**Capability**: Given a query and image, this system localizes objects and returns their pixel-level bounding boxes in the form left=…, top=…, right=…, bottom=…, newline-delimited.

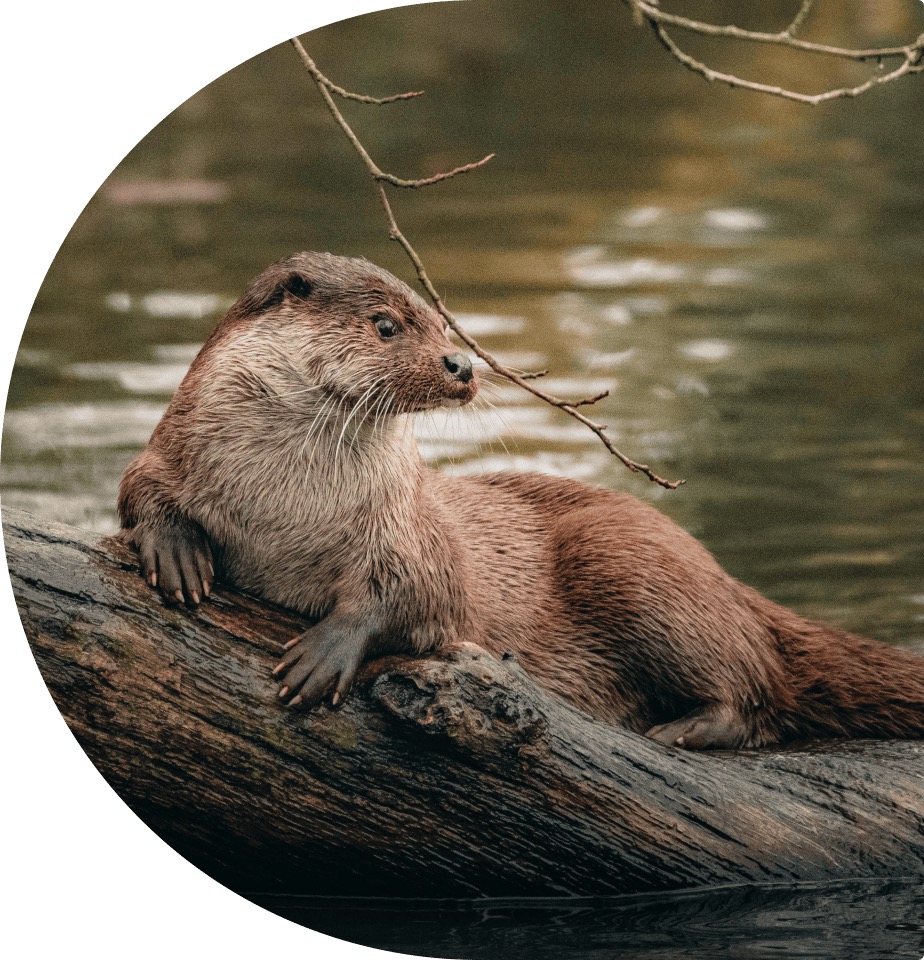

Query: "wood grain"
left=5, top=507, right=923, bottom=897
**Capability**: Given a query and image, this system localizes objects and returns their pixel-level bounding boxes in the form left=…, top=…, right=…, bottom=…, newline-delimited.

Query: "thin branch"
left=573, top=390, right=611, bottom=407
left=782, top=0, right=815, bottom=39
left=289, top=41, right=495, bottom=189
left=628, top=0, right=644, bottom=28
left=289, top=37, right=684, bottom=489
left=375, top=154, right=496, bottom=190
left=321, top=78, right=424, bottom=105
left=653, top=22, right=922, bottom=106
left=627, top=1, right=924, bottom=105
left=294, top=45, right=424, bottom=105
left=627, top=0, right=921, bottom=62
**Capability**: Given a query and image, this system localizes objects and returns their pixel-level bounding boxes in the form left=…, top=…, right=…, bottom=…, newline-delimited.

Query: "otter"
left=119, top=252, right=924, bottom=749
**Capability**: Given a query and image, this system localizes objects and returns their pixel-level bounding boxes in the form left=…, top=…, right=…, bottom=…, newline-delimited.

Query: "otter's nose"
left=442, top=352, right=474, bottom=383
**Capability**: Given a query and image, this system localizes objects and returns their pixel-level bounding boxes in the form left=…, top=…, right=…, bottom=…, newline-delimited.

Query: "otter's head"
left=213, top=252, right=479, bottom=416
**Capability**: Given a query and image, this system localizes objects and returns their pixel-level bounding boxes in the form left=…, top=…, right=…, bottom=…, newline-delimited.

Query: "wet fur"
left=119, top=252, right=924, bottom=748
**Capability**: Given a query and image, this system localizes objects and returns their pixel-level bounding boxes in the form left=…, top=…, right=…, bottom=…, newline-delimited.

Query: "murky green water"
left=3, top=0, right=924, bottom=955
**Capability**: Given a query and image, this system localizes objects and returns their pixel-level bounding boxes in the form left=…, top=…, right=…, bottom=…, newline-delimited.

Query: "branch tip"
left=574, top=390, right=610, bottom=408
left=375, top=153, right=496, bottom=189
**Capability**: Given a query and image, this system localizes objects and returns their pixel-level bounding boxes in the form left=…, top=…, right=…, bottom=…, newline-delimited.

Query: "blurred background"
left=3, top=0, right=923, bottom=656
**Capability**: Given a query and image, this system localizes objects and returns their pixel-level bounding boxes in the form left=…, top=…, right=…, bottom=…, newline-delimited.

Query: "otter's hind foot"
left=646, top=704, right=752, bottom=750
left=122, top=517, right=214, bottom=607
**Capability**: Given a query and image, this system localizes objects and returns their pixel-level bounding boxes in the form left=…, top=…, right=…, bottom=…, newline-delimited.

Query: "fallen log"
left=5, top=506, right=923, bottom=898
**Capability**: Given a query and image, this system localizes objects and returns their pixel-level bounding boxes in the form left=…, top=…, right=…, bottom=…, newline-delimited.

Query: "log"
left=6, top=506, right=923, bottom=898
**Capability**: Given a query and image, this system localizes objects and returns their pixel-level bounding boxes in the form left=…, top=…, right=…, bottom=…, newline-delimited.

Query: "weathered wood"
left=5, top=506, right=923, bottom=897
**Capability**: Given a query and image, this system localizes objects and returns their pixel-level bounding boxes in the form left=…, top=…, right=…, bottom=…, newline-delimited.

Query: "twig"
left=628, top=0, right=644, bottom=28
left=289, top=38, right=684, bottom=489
left=782, top=0, right=816, bottom=39
left=376, top=155, right=496, bottom=190
left=290, top=42, right=494, bottom=189
left=627, top=1, right=918, bottom=61
left=625, top=0, right=924, bottom=104
left=653, top=22, right=922, bottom=106
left=316, top=76, right=424, bottom=105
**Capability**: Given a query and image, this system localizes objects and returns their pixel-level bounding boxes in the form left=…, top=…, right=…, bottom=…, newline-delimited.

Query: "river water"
left=254, top=880, right=924, bottom=959
left=4, top=0, right=923, bottom=956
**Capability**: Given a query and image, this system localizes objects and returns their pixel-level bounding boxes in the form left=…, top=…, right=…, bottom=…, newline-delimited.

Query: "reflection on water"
left=253, top=879, right=924, bottom=960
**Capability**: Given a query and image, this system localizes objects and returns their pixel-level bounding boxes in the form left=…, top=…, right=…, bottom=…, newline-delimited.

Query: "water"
left=4, top=0, right=924, bottom=955
left=252, top=880, right=924, bottom=959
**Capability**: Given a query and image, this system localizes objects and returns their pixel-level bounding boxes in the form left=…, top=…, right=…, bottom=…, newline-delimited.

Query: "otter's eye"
left=373, top=314, right=398, bottom=340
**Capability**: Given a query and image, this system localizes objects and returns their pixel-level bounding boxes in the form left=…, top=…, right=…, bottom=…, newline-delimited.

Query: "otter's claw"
left=274, top=619, right=368, bottom=709
left=123, top=518, right=214, bottom=608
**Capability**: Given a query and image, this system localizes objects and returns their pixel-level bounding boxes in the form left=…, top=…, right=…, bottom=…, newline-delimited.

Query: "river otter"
left=118, top=252, right=924, bottom=749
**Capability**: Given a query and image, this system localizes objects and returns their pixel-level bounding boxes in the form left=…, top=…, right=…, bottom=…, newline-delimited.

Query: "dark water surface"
left=4, top=0, right=924, bottom=956
left=253, top=880, right=924, bottom=959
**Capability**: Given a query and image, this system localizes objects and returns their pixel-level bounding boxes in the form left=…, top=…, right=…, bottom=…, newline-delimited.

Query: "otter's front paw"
left=273, top=620, right=368, bottom=709
left=123, top=518, right=214, bottom=607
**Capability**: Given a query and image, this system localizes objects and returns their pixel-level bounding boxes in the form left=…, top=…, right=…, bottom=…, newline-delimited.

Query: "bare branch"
left=625, top=0, right=924, bottom=104
left=290, top=41, right=383, bottom=178
left=573, top=390, right=611, bottom=407
left=628, top=1, right=920, bottom=61
left=628, top=0, right=644, bottom=28
left=375, top=153, right=496, bottom=189
left=289, top=40, right=495, bottom=187
left=321, top=78, right=423, bottom=105
left=290, top=41, right=423, bottom=103
left=289, top=37, right=684, bottom=489
left=782, top=0, right=815, bottom=39
left=654, top=22, right=922, bottom=106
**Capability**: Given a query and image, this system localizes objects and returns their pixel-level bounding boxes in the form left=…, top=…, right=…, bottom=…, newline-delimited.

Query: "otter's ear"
left=279, top=274, right=314, bottom=302
left=243, top=272, right=314, bottom=314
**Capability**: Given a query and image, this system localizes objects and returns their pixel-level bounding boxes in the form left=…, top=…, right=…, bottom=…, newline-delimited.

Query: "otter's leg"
left=120, top=516, right=214, bottom=607
left=646, top=703, right=752, bottom=750
left=273, top=616, right=373, bottom=708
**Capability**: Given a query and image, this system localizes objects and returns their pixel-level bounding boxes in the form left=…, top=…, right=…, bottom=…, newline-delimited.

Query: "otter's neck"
left=180, top=383, right=425, bottom=521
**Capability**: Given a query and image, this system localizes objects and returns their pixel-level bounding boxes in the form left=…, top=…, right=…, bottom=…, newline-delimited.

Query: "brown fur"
left=119, top=252, right=924, bottom=749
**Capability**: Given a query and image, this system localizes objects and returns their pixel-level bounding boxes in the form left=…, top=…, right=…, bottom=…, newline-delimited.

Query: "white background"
left=2, top=3, right=445, bottom=958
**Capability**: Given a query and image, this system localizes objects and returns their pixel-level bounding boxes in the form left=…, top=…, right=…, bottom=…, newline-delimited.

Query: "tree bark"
left=5, top=506, right=923, bottom=898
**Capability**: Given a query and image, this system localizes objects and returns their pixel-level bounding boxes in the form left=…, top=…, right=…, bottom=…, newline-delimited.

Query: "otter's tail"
left=756, top=596, right=924, bottom=741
